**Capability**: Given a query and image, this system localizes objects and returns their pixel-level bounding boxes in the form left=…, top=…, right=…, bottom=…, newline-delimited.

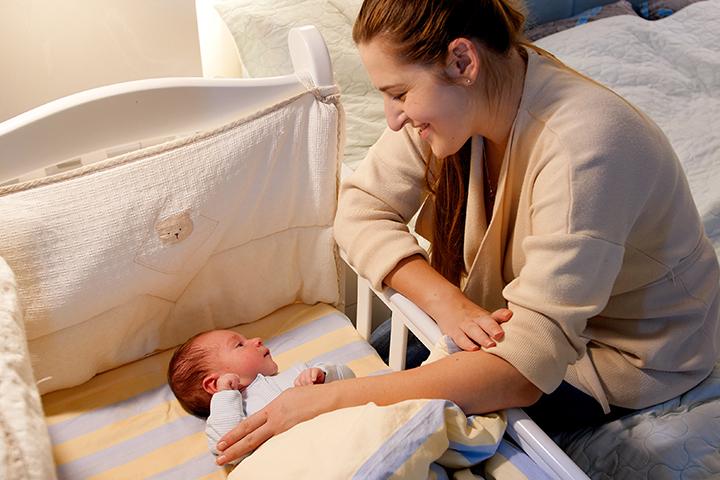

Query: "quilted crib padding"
left=0, top=88, right=342, bottom=395
left=0, top=257, right=56, bottom=480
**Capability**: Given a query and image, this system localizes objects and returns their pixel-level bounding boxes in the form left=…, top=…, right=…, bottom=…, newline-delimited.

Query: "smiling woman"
left=353, top=0, right=528, bottom=285
left=215, top=0, right=720, bottom=466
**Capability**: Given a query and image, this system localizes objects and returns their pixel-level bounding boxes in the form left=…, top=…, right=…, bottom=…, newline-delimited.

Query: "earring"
left=465, top=79, right=472, bottom=85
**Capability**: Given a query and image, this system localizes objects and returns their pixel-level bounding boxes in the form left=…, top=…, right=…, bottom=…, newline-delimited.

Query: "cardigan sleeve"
left=487, top=122, right=658, bottom=394
left=494, top=234, right=626, bottom=393
left=334, top=126, right=434, bottom=290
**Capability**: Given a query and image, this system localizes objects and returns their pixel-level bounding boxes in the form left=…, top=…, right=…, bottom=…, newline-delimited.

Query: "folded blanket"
left=228, top=335, right=532, bottom=479
left=229, top=398, right=506, bottom=479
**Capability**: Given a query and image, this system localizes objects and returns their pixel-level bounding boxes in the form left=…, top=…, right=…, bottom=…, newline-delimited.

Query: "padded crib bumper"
left=0, top=82, right=343, bottom=399
left=0, top=84, right=342, bottom=478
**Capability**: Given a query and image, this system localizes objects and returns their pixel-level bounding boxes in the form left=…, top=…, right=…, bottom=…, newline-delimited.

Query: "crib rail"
left=0, top=25, right=332, bottom=185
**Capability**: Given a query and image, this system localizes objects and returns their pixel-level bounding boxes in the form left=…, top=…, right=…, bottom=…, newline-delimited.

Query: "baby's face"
left=198, top=330, right=278, bottom=385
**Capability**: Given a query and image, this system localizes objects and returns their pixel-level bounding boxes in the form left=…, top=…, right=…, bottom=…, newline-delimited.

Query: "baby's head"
left=167, top=330, right=279, bottom=417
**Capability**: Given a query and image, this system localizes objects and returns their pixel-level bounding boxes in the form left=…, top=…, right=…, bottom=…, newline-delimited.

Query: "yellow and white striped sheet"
left=43, top=303, right=390, bottom=480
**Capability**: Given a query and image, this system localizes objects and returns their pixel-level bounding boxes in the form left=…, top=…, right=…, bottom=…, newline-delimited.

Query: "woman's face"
left=358, top=38, right=479, bottom=159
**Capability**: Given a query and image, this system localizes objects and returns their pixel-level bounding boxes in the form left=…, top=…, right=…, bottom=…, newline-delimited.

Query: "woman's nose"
left=384, top=100, right=408, bottom=132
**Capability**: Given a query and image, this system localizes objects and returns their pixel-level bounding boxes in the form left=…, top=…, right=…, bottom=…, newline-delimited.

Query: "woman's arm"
left=215, top=347, right=541, bottom=465
left=386, top=254, right=511, bottom=350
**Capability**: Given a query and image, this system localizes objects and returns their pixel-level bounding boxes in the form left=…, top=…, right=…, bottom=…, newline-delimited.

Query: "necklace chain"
left=483, top=145, right=496, bottom=203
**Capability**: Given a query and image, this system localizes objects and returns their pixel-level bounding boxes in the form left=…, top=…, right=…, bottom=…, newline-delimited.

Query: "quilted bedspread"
left=535, top=0, right=720, bottom=256
left=536, top=2, right=720, bottom=478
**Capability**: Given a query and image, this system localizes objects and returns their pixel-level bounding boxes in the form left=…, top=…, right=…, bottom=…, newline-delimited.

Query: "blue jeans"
left=370, top=318, right=430, bottom=369
left=524, top=381, right=637, bottom=433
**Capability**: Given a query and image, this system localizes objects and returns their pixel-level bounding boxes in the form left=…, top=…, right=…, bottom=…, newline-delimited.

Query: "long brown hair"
left=353, top=0, right=526, bottom=286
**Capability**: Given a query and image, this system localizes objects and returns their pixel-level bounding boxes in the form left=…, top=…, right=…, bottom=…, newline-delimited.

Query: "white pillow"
left=214, top=0, right=386, bottom=170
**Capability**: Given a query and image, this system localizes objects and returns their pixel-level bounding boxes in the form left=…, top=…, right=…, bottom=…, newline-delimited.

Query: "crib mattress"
left=43, top=302, right=390, bottom=480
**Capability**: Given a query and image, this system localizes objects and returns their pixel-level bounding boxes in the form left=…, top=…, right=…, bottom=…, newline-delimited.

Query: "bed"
left=0, top=18, right=574, bottom=480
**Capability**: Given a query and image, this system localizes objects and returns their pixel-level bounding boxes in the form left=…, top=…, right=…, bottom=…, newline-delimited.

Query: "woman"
left=215, top=0, right=720, bottom=464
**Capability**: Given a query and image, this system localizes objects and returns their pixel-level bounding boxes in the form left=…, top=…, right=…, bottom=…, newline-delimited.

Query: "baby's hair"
left=167, top=331, right=214, bottom=418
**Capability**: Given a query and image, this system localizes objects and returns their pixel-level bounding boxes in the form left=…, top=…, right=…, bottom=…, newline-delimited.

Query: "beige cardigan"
left=335, top=48, right=720, bottom=410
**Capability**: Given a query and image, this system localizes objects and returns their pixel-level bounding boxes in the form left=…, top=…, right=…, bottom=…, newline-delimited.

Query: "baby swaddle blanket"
left=227, top=336, right=535, bottom=480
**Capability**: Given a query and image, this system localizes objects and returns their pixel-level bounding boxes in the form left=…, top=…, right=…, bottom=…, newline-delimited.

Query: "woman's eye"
left=392, top=92, right=406, bottom=101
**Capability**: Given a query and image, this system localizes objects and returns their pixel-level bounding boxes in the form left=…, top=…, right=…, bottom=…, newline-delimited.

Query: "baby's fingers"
left=294, top=373, right=309, bottom=387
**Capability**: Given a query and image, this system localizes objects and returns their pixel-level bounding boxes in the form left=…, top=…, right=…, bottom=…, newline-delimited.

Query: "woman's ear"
left=445, top=38, right=481, bottom=85
left=202, top=373, right=219, bottom=395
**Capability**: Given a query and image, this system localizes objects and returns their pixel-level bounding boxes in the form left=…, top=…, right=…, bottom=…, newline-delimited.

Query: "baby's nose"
left=250, top=337, right=262, bottom=347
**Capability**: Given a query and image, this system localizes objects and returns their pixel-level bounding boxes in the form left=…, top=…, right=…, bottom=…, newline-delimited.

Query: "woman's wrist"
left=384, top=254, right=469, bottom=321
left=419, top=280, right=467, bottom=322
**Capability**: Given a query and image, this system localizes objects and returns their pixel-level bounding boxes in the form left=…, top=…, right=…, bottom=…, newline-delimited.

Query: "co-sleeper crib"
left=0, top=25, right=586, bottom=480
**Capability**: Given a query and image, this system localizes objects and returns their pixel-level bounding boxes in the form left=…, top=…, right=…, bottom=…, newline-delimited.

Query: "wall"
left=0, top=0, right=203, bottom=122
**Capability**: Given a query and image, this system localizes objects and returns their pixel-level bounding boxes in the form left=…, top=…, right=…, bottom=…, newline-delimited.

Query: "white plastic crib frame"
left=0, top=25, right=333, bottom=184
left=347, top=253, right=590, bottom=480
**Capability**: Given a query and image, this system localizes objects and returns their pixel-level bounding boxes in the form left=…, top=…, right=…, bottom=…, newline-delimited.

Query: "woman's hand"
left=383, top=255, right=512, bottom=352
left=215, top=385, right=330, bottom=465
left=435, top=299, right=512, bottom=351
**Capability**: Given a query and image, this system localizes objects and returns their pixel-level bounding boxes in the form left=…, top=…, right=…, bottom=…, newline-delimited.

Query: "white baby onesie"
left=205, top=362, right=355, bottom=462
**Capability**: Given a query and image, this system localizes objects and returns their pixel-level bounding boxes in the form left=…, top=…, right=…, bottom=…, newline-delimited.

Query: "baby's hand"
left=293, top=368, right=326, bottom=386
left=217, top=373, right=242, bottom=391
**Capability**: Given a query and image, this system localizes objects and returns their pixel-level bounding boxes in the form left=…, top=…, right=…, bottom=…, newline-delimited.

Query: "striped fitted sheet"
left=43, top=303, right=390, bottom=480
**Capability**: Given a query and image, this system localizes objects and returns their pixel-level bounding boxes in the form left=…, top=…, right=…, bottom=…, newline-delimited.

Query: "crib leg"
left=356, top=276, right=373, bottom=341
left=388, top=310, right=408, bottom=371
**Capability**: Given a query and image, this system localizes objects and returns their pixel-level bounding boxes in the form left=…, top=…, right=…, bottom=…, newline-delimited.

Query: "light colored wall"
left=0, top=0, right=203, bottom=122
